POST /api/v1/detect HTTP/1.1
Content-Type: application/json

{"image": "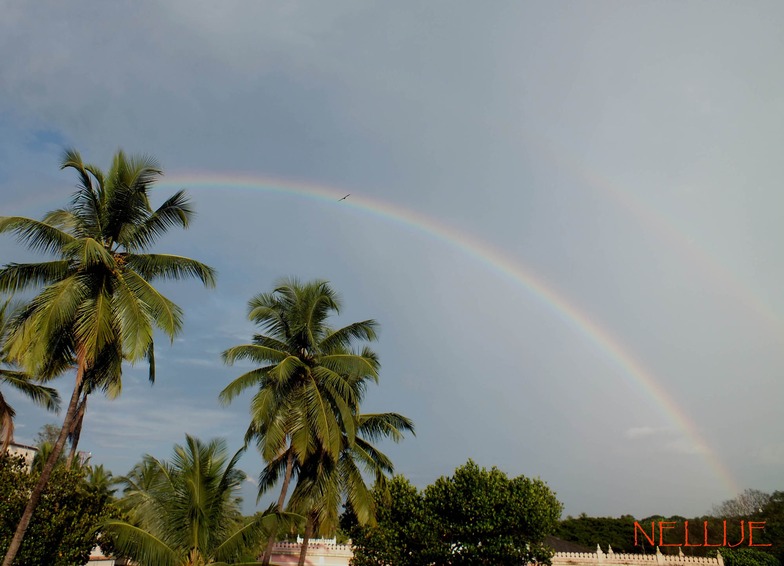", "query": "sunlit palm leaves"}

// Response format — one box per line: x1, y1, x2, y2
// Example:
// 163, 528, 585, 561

288, 411, 415, 535
220, 278, 380, 473
220, 279, 385, 565
0, 149, 215, 386
0, 299, 60, 451
0, 148, 215, 566
106, 435, 294, 566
